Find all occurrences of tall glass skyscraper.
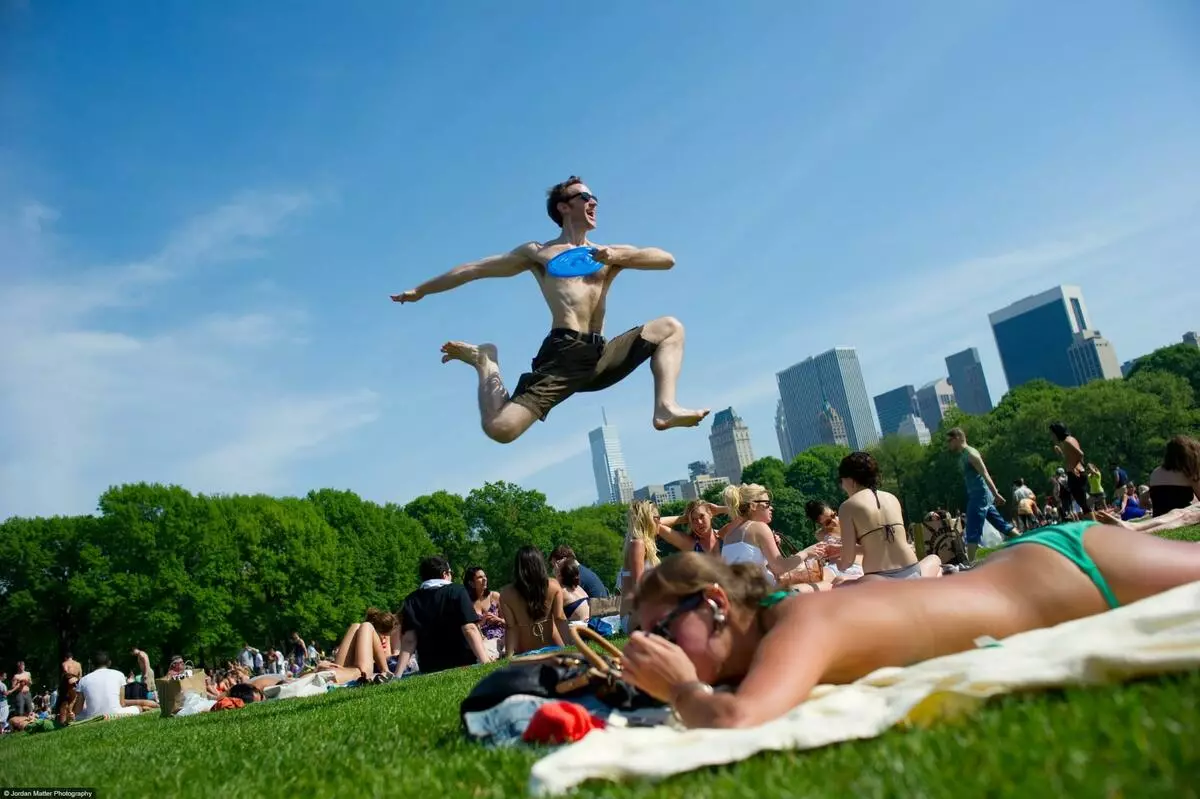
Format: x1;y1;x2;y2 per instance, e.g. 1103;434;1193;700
776;347;878;455
989;285;1094;389
589;420;631;505
945;347;994;415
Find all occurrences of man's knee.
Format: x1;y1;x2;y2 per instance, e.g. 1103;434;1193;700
482;416;523;444
645;315;684;343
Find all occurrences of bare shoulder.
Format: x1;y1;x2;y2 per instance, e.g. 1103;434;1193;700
510;241;543;261
745;520;772;537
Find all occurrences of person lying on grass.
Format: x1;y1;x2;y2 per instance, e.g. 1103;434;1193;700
620;512;1200;729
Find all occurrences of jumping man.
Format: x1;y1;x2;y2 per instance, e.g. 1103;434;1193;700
392;176;709;443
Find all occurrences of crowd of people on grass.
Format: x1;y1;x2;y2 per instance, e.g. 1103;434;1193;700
5;426;1199;736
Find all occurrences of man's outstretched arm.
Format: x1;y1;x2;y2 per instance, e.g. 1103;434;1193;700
392;243;537;303
594;245;675;271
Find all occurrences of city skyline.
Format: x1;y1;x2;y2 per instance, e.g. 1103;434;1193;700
596;280;1149;496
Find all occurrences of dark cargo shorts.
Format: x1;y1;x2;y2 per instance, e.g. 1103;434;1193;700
510;327;657;421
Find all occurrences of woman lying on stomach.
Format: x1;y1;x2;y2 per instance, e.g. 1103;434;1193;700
620;509;1200;729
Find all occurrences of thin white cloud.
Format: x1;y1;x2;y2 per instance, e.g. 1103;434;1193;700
0;192;377;519
183;390;381;495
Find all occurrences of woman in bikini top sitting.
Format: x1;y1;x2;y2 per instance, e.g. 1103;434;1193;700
835;451;943;581
656;500;728;555
558;558;592;623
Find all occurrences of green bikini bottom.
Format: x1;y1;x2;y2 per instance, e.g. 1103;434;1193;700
1003;520;1119;609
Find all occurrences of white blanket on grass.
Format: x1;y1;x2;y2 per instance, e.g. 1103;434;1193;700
530;579;1200;796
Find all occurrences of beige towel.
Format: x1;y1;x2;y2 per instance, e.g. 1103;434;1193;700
530;579;1200;796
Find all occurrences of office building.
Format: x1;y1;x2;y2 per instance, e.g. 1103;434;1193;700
873;385;918;438
687;460;714;480
776;347;879;455
709;407;755;484
634;484;672;505
916;378;956;432
612;468;634;505
775;399;794;464
1184;331;1200;348
664;479;691;502
945;347;994;415
989;285;1094;388
1121;359;1139;378
691;474;730;500
589;421;632;505
816;400;849;447
897;414;931;445
1067;330;1122;384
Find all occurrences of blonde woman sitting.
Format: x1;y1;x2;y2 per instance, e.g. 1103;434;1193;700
718;483;832;591
836;452;942;581
656;500;727;555
619;500;664;630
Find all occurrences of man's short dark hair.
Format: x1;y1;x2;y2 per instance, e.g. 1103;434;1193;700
947;427;965;440
546;176;584;227
93;651;111;668
419;555;451;582
1049;421;1070;441
549;545;575;565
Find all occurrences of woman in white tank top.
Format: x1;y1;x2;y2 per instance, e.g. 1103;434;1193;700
718;483;833;591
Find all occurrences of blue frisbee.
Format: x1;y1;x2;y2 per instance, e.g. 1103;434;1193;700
546;246;603;278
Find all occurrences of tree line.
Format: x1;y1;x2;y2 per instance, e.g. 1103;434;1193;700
1;343;1197;685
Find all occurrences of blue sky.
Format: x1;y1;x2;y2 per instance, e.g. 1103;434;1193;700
2;0;1198;518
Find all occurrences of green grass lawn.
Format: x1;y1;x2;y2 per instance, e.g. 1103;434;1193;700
4;526;1199;799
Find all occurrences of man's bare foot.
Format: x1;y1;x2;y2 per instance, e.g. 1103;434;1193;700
440;341;498;369
653;405;710;431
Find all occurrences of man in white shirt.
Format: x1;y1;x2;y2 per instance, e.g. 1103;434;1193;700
74;651;157;720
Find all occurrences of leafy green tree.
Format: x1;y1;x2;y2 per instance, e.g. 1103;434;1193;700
739;457;788;492
464;482;558;583
769;486;816;550
1128;342;1200;400
785;445;848;503
403;490;477;573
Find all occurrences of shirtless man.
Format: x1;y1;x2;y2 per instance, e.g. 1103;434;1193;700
1050;421;1090;519
391;176;709;443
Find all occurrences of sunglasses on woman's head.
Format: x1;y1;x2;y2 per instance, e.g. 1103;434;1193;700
650;591;707;644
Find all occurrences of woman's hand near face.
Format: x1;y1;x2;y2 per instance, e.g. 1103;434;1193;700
622;632;701;703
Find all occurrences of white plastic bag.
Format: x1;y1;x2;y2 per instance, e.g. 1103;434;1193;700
980;521;1005;549
176;690;216;716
